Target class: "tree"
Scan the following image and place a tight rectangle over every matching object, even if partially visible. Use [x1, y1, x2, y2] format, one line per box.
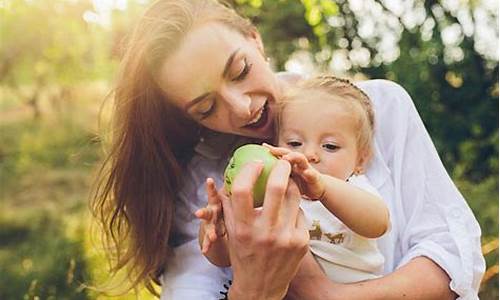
[232, 0, 498, 181]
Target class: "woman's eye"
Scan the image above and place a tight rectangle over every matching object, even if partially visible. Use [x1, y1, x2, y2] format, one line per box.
[232, 58, 252, 81]
[198, 102, 216, 120]
[323, 143, 339, 152]
[287, 141, 302, 148]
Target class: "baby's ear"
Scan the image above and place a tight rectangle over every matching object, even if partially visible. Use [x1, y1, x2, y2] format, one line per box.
[355, 148, 373, 174]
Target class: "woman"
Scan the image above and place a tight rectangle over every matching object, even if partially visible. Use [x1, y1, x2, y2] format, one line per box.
[91, 0, 484, 299]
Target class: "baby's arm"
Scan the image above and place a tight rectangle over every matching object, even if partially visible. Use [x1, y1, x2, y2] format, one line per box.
[265, 144, 389, 238]
[195, 178, 231, 267]
[319, 174, 389, 238]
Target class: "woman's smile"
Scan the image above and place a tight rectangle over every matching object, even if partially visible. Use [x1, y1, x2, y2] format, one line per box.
[242, 100, 273, 135]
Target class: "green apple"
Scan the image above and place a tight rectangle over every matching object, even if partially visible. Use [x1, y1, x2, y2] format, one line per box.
[224, 144, 278, 207]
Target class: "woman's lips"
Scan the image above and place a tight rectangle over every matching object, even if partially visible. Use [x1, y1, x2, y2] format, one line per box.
[244, 101, 269, 130]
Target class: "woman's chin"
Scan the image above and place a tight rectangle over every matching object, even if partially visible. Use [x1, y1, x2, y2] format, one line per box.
[241, 122, 275, 140]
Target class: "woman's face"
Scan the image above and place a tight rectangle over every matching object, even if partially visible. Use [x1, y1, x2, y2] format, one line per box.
[159, 22, 282, 139]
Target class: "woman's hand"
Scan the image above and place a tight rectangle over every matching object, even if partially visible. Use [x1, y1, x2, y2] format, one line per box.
[221, 160, 310, 300]
[263, 143, 325, 200]
[195, 178, 226, 254]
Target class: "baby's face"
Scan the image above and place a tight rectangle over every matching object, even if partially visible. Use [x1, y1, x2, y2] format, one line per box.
[278, 96, 363, 181]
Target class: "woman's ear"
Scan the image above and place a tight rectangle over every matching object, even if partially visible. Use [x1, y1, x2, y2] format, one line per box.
[249, 29, 265, 57]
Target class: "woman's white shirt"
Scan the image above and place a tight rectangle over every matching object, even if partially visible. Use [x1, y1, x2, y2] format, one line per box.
[160, 79, 485, 300]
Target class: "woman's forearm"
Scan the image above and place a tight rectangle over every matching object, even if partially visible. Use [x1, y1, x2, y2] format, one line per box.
[288, 256, 456, 300]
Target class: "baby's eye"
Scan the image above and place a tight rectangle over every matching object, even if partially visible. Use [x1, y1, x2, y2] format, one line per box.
[322, 143, 339, 152]
[286, 141, 302, 148]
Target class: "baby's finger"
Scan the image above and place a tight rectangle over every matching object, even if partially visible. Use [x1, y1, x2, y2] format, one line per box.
[262, 143, 291, 157]
[303, 169, 319, 183]
[283, 152, 309, 170]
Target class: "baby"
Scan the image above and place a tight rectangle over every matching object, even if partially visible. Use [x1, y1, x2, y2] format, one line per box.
[196, 75, 390, 283]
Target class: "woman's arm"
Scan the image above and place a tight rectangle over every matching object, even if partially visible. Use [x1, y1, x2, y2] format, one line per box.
[287, 252, 456, 300]
[319, 174, 389, 238]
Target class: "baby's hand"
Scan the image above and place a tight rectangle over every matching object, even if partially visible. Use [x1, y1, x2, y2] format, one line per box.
[263, 143, 325, 200]
[195, 178, 226, 254]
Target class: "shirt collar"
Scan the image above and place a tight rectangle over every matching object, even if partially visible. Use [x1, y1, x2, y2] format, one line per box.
[194, 130, 260, 160]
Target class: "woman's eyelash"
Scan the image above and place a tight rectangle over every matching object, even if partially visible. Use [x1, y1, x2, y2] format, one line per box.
[232, 58, 252, 81]
[199, 102, 216, 119]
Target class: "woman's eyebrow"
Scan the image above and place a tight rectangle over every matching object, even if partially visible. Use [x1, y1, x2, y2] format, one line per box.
[185, 48, 241, 112]
[222, 48, 240, 78]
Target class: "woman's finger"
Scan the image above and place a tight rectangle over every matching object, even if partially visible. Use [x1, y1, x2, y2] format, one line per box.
[220, 191, 234, 239]
[262, 160, 292, 225]
[202, 234, 211, 254]
[295, 208, 308, 231]
[206, 178, 219, 205]
[194, 207, 212, 220]
[230, 161, 264, 224]
[208, 228, 218, 242]
[281, 178, 302, 228]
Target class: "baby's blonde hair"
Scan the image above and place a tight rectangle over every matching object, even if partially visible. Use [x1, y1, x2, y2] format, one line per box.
[278, 75, 375, 161]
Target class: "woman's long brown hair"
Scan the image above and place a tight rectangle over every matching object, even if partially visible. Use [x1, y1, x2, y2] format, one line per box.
[90, 0, 255, 296]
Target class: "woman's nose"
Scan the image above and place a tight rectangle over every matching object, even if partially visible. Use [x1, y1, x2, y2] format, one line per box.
[220, 87, 251, 120]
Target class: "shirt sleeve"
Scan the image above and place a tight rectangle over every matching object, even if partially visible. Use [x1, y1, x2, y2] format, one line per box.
[364, 80, 485, 299]
[160, 239, 233, 300]
[161, 152, 233, 299]
[347, 174, 383, 199]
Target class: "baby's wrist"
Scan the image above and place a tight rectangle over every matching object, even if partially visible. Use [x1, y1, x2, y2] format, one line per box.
[316, 174, 327, 202]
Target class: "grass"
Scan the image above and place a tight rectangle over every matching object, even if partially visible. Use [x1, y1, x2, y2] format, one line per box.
[0, 84, 155, 299]
[0, 119, 94, 299]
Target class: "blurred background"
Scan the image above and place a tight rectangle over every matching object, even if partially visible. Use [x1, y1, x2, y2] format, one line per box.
[0, 0, 497, 299]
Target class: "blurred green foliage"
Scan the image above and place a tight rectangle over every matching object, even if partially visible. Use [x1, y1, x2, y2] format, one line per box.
[0, 119, 97, 299]
[232, 0, 498, 182]
[0, 0, 497, 299]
